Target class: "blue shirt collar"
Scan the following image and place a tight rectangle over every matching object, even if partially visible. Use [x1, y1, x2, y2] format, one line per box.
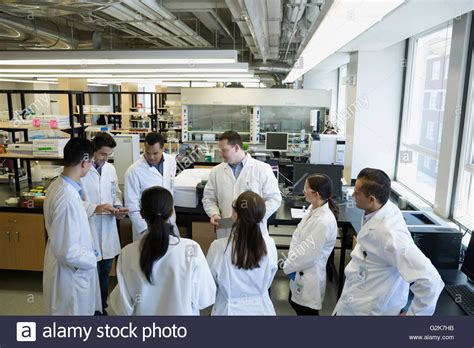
[146, 155, 165, 167]
[61, 174, 82, 196]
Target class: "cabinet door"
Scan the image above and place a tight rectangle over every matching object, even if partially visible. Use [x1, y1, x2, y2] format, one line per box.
[0, 224, 15, 270]
[13, 214, 45, 271]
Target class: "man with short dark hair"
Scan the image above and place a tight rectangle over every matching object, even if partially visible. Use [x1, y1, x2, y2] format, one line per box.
[203, 131, 282, 238]
[81, 132, 128, 315]
[43, 138, 109, 315]
[333, 168, 444, 315]
[124, 132, 178, 241]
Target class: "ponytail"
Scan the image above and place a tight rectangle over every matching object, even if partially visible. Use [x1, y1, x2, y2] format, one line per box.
[229, 191, 267, 270]
[327, 197, 339, 220]
[138, 186, 175, 284]
[140, 215, 171, 284]
[231, 220, 267, 270]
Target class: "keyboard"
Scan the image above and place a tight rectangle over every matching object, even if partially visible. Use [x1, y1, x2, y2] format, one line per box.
[444, 284, 474, 315]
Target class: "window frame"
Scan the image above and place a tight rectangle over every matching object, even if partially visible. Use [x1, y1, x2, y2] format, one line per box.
[395, 21, 454, 204]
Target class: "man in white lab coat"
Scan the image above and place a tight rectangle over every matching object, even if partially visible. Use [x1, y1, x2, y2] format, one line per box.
[43, 138, 115, 315]
[333, 168, 444, 315]
[202, 131, 282, 239]
[124, 132, 178, 241]
[81, 132, 128, 315]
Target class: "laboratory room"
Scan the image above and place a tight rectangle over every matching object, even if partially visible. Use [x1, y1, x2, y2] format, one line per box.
[0, 0, 473, 321]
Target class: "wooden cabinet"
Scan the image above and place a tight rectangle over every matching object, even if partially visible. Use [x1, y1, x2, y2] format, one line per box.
[0, 213, 45, 271]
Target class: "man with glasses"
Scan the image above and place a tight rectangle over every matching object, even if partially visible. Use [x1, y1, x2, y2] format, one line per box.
[203, 131, 282, 239]
[81, 132, 128, 315]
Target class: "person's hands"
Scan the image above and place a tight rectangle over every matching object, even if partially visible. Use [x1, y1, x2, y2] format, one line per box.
[210, 214, 220, 227]
[114, 207, 129, 220]
[95, 203, 118, 215]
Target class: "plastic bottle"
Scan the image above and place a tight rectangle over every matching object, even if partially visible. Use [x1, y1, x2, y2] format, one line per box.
[32, 161, 42, 183]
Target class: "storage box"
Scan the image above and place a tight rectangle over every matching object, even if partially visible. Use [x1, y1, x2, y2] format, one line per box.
[174, 169, 211, 208]
[8, 142, 33, 155]
[33, 138, 69, 157]
[31, 115, 70, 128]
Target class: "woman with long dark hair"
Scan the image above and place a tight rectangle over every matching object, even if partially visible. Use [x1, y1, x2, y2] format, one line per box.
[283, 174, 338, 315]
[207, 191, 278, 315]
[109, 186, 216, 315]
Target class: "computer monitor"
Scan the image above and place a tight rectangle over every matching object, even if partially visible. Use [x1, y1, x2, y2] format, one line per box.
[265, 132, 288, 151]
[461, 235, 474, 281]
[292, 163, 344, 199]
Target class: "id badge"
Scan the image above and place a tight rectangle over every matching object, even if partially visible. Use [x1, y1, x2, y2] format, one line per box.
[357, 263, 368, 282]
[294, 281, 304, 296]
[111, 181, 117, 197]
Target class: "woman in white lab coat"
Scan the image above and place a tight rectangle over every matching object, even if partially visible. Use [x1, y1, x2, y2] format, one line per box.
[207, 191, 278, 315]
[283, 174, 338, 315]
[109, 186, 216, 315]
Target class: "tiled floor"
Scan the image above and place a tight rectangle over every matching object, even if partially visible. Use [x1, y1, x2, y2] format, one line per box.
[0, 225, 349, 316]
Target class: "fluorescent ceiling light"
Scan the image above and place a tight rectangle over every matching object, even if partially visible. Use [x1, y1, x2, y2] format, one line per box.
[86, 78, 260, 84]
[0, 65, 249, 74]
[36, 73, 255, 80]
[0, 78, 57, 85]
[0, 49, 238, 65]
[284, 0, 405, 83]
[0, 59, 235, 65]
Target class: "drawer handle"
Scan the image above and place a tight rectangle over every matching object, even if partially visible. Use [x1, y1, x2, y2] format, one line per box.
[16, 231, 19, 242]
[6, 231, 10, 242]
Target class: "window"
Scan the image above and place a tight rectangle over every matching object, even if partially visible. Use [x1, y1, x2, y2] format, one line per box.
[453, 54, 474, 230]
[429, 91, 438, 110]
[426, 121, 435, 141]
[397, 23, 453, 203]
[432, 60, 441, 80]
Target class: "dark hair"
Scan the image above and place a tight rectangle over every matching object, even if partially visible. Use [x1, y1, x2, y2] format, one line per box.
[92, 132, 116, 151]
[356, 168, 391, 205]
[228, 191, 267, 270]
[218, 131, 243, 149]
[139, 186, 175, 284]
[63, 138, 94, 167]
[307, 174, 339, 220]
[145, 132, 165, 148]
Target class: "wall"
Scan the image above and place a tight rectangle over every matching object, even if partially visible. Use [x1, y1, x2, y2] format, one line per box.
[343, 41, 405, 181]
[303, 68, 338, 119]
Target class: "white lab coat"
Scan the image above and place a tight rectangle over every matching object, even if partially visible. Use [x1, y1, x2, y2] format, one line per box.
[81, 162, 122, 260]
[109, 235, 216, 315]
[43, 176, 101, 315]
[206, 234, 278, 315]
[124, 154, 177, 241]
[202, 155, 282, 238]
[283, 203, 337, 310]
[333, 201, 444, 315]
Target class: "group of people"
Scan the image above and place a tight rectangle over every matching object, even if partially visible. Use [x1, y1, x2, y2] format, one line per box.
[42, 130, 444, 316]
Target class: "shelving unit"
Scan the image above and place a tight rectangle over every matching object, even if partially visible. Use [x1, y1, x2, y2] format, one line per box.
[0, 89, 86, 191]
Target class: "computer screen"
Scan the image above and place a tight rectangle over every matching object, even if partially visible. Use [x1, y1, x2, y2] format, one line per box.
[292, 163, 344, 199]
[265, 132, 288, 151]
[461, 235, 474, 280]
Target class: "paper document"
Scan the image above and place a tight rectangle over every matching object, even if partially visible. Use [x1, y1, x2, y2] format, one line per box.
[290, 208, 306, 219]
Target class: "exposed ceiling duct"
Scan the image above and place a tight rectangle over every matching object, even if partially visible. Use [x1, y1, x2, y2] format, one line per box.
[225, 0, 282, 62]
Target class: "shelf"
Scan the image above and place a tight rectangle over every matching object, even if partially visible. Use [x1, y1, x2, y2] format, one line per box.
[75, 112, 154, 116]
[188, 130, 250, 134]
[0, 123, 90, 131]
[0, 153, 63, 160]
